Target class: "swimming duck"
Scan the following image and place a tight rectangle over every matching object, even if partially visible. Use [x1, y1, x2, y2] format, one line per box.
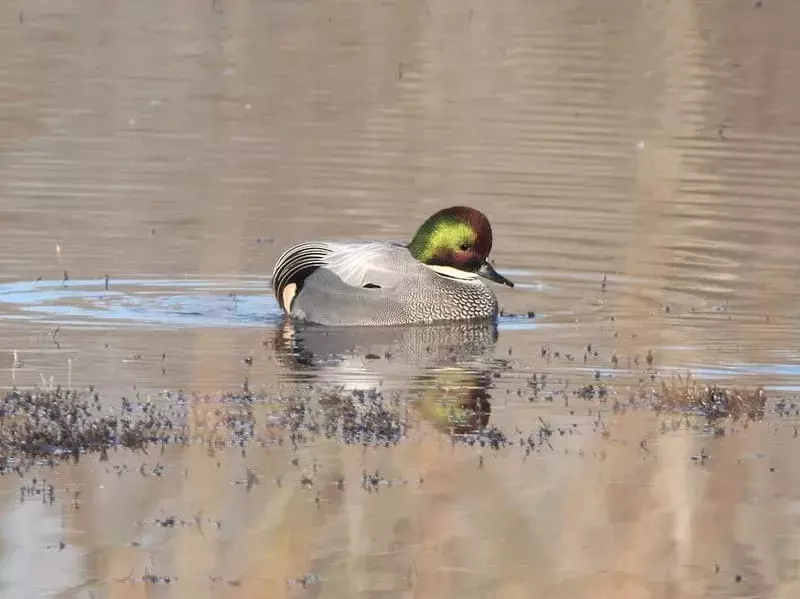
[271, 206, 514, 326]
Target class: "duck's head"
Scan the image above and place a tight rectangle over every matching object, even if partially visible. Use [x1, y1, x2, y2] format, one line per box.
[408, 206, 514, 287]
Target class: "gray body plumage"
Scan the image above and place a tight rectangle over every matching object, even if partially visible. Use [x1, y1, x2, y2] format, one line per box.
[272, 240, 499, 326]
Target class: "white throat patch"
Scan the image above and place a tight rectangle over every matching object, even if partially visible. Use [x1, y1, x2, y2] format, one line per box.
[426, 264, 480, 281]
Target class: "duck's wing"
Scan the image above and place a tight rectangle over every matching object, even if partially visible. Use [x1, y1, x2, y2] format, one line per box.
[323, 241, 411, 287]
[271, 240, 408, 312]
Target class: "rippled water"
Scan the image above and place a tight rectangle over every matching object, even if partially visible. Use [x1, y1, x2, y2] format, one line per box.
[2, 0, 800, 597]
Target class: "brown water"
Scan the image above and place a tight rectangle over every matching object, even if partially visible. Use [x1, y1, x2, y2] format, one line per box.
[2, 0, 800, 597]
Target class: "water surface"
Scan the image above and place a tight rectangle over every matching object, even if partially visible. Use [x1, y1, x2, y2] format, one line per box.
[1, 0, 800, 597]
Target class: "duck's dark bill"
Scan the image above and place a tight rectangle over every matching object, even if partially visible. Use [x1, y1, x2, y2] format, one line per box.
[477, 261, 514, 288]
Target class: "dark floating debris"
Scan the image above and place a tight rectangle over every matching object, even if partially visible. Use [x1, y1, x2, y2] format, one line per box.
[451, 426, 508, 450]
[498, 309, 536, 319]
[0, 383, 409, 474]
[308, 388, 406, 446]
[289, 573, 320, 588]
[0, 367, 774, 481]
[209, 576, 242, 587]
[0, 387, 183, 469]
[138, 573, 175, 585]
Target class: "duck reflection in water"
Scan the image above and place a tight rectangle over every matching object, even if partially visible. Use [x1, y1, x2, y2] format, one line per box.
[272, 319, 501, 435]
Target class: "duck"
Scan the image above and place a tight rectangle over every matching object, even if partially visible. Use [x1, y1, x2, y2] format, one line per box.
[271, 206, 514, 326]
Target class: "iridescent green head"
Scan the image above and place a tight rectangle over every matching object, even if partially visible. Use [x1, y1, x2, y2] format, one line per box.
[408, 206, 514, 287]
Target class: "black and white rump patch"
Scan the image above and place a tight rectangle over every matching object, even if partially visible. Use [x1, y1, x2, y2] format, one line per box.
[271, 242, 333, 312]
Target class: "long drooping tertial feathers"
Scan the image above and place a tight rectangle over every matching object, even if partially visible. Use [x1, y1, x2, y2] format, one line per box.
[271, 240, 406, 311]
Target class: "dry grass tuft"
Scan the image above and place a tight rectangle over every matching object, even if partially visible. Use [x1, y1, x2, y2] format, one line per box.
[650, 374, 766, 422]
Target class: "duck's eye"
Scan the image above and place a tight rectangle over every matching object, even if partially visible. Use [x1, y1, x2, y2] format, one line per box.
[459, 243, 471, 251]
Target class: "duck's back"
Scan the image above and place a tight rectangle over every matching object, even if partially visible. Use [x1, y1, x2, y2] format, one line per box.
[276, 242, 498, 326]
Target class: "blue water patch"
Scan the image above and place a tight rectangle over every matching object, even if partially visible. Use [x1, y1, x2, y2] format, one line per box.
[0, 277, 283, 329]
[497, 314, 545, 331]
